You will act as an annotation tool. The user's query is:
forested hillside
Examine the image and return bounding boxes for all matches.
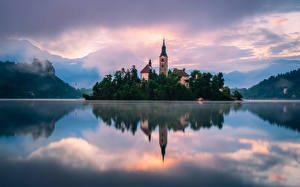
[240,69,300,99]
[0,60,81,98]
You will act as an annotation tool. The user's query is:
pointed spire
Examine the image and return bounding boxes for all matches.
[148,59,152,67]
[161,144,166,162]
[160,38,168,57]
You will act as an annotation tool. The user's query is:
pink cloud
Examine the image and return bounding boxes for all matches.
[273,18,288,24]
[269,174,286,182]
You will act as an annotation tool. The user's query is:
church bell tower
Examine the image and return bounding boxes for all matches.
[159,39,168,75]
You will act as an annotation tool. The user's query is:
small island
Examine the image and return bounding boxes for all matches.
[84,39,242,101]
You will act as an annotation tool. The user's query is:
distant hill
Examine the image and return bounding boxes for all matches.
[224,59,300,88]
[0,59,82,98]
[239,69,300,99]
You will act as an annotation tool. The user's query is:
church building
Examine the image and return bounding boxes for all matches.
[140,39,189,87]
[159,39,168,75]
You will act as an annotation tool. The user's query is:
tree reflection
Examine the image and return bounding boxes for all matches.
[90,101,241,161]
[91,101,239,135]
[0,101,80,139]
[243,102,300,132]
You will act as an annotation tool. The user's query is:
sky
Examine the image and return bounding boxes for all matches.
[1,0,300,75]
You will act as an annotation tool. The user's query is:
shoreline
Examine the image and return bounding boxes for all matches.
[1,98,300,103]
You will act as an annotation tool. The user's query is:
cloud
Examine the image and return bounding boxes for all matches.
[1,0,299,40]
[273,18,289,24]
[1,0,300,76]
[0,0,295,37]
[270,40,300,54]
[269,175,286,182]
[29,137,119,170]
[83,45,146,76]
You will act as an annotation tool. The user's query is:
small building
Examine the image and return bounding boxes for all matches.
[174,69,189,87]
[140,59,152,81]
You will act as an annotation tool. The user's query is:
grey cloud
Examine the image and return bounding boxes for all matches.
[173,45,253,65]
[0,0,299,38]
[253,29,285,47]
[270,40,300,54]
[0,157,276,187]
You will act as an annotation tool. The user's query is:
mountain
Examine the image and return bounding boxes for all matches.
[0,39,99,88]
[0,60,82,98]
[224,59,300,88]
[239,69,300,99]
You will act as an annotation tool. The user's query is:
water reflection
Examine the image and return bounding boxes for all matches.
[242,102,300,132]
[91,101,238,133]
[0,100,80,139]
[90,101,242,161]
[1,100,300,187]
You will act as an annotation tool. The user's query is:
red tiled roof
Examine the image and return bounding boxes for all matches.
[174,69,189,77]
[141,65,151,73]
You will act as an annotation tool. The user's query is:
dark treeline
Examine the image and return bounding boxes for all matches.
[84,66,242,100]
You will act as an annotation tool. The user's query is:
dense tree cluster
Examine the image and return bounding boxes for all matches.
[84,66,242,100]
[239,68,300,99]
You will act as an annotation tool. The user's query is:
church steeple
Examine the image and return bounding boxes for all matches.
[160,38,168,57]
[159,38,168,75]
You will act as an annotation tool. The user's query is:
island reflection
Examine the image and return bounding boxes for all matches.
[89,101,242,161]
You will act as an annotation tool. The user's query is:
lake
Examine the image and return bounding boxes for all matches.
[0,100,300,187]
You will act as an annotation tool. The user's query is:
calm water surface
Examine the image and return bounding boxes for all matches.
[0,100,300,187]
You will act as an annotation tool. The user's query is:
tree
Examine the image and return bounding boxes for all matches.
[85,66,236,101]
[222,86,231,98]
[233,90,243,100]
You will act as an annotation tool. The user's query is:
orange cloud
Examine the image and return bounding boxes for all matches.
[269,174,286,182]
[124,154,174,171]
[273,18,288,24]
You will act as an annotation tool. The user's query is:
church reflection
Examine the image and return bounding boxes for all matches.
[159,125,167,162]
[140,114,189,161]
[90,101,241,161]
[141,121,168,161]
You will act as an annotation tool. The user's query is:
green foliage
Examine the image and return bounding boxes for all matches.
[233,90,243,100]
[223,87,231,98]
[0,61,81,98]
[87,66,237,100]
[242,68,300,99]
[188,71,231,100]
